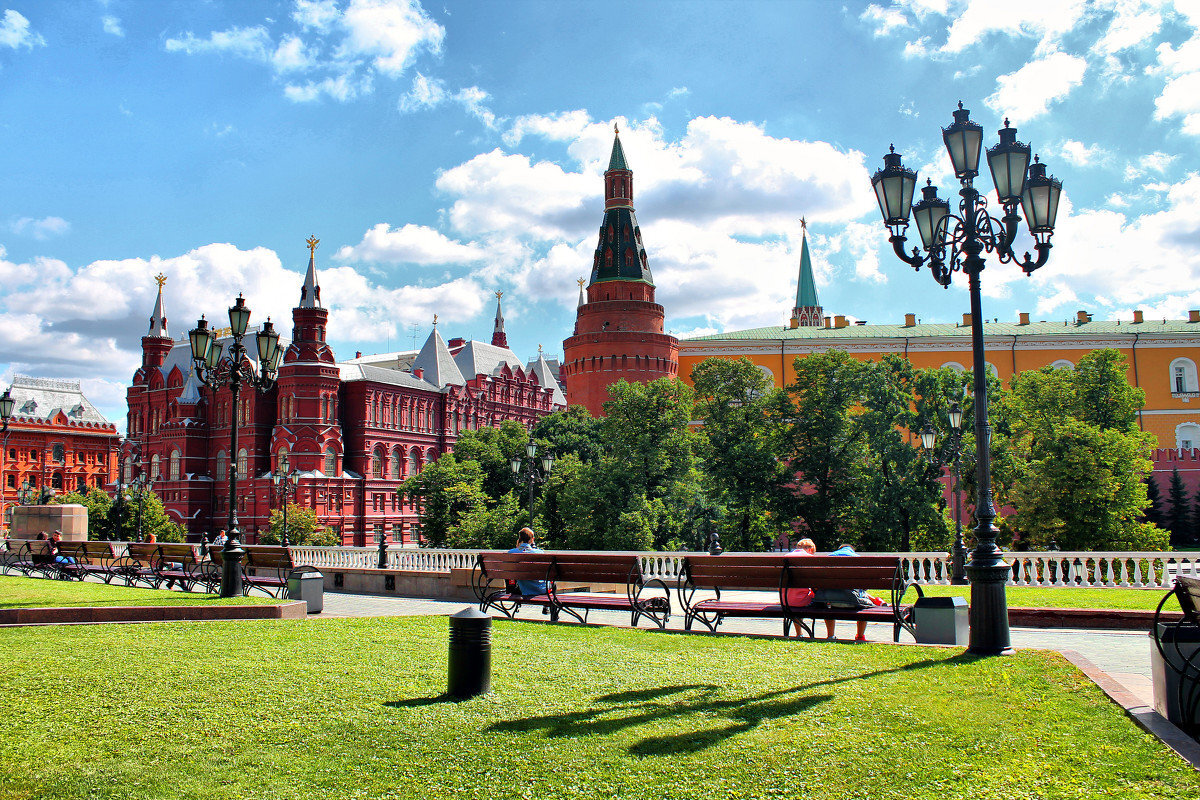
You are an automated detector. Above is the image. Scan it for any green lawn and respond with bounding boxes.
[0,617,1194,799]
[919,584,1175,611]
[0,575,283,608]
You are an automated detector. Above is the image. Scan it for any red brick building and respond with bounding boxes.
[561,128,680,415]
[1,375,120,530]
[124,257,565,545]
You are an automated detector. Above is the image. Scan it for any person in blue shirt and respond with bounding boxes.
[813,543,873,642]
[507,528,548,596]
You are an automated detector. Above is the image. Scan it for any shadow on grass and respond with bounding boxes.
[385,695,455,709]
[489,652,978,756]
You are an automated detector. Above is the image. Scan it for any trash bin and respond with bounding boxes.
[1152,623,1200,729]
[287,570,324,614]
[914,596,969,645]
[448,606,492,699]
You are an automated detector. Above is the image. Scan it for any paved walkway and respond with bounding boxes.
[317,590,1157,707]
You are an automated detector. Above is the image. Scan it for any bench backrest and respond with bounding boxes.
[550,552,643,584]
[156,543,200,565]
[1176,576,1200,623]
[56,541,118,562]
[243,545,294,571]
[478,551,555,582]
[682,554,902,592]
[5,538,50,555]
[125,542,159,561]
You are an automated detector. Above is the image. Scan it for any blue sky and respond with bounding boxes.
[1,0,1198,429]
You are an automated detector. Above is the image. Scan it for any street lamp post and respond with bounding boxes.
[0,388,14,532]
[510,438,555,536]
[271,470,300,547]
[872,102,1062,655]
[920,401,967,585]
[188,295,283,598]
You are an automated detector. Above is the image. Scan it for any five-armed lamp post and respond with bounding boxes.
[872,102,1062,655]
[272,469,300,547]
[0,388,13,532]
[188,295,283,598]
[510,438,555,533]
[920,401,967,585]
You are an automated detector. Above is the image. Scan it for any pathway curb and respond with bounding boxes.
[0,601,307,626]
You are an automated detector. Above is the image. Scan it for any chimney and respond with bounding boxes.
[1018,312,1030,325]
[355,350,362,359]
[824,317,832,329]
[1076,310,1090,324]
[789,314,799,330]
[1190,310,1200,323]
[448,337,466,349]
[834,315,848,329]
[962,313,972,327]
[904,313,916,327]
[1133,310,1144,324]
[413,367,424,380]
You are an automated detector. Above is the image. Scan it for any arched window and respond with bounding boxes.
[372,448,383,478]
[391,447,402,479]
[169,450,181,481]
[277,447,289,475]
[1177,423,1200,451]
[150,454,160,480]
[425,448,437,466]
[216,451,227,481]
[1050,359,1074,370]
[1171,358,1199,394]
[52,472,63,490]
[409,448,421,475]
[941,362,966,373]
[123,456,133,484]
[236,448,248,480]
[324,449,336,476]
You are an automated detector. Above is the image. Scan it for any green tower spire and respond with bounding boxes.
[791,219,823,327]
[608,124,628,171]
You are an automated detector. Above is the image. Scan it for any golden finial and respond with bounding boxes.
[306,235,319,255]
[432,314,438,327]
[154,273,167,289]
[577,277,585,288]
[495,290,503,300]
[538,343,543,354]
[614,122,619,135]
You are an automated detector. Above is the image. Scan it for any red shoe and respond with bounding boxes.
[854,634,868,642]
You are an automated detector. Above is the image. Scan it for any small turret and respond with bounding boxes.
[299,235,322,309]
[147,272,168,337]
[141,273,172,369]
[791,219,823,328]
[491,291,508,348]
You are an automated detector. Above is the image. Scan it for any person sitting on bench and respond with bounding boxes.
[813,543,873,642]
[507,528,548,597]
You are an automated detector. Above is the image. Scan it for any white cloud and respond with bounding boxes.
[293,0,341,31]
[0,9,44,49]
[1057,139,1106,166]
[10,216,70,240]
[861,4,911,37]
[165,26,272,59]
[1124,150,1178,180]
[101,15,124,37]
[1093,2,1161,54]
[942,0,1087,54]
[666,86,691,99]
[398,72,446,111]
[335,223,486,265]
[272,35,315,72]
[284,73,369,103]
[985,51,1087,120]
[503,110,590,147]
[336,0,444,76]
[1153,25,1200,134]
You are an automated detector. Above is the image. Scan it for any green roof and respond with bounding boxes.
[683,318,1200,342]
[795,231,819,310]
[608,133,628,171]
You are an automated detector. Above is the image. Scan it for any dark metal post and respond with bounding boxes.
[222,373,246,598]
[447,606,492,699]
[951,443,966,585]
[281,495,289,548]
[377,526,388,569]
[135,477,145,542]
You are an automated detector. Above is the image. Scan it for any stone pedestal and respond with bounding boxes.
[9,505,88,540]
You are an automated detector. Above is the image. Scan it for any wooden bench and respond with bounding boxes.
[472,551,671,629]
[53,541,124,584]
[208,545,316,598]
[677,554,921,642]
[153,543,209,593]
[118,542,165,588]
[0,539,58,578]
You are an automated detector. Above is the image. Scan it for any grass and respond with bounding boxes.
[919,584,1174,611]
[0,617,1195,799]
[0,575,283,608]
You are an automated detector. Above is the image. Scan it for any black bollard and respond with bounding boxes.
[447,607,492,699]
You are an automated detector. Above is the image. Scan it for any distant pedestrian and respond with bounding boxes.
[507,528,548,596]
[211,530,228,548]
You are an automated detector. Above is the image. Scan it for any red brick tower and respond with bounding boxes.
[562,126,679,416]
[269,237,345,477]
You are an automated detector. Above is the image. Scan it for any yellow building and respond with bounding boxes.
[678,229,1200,451]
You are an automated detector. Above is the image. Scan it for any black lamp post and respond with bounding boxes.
[0,388,13,532]
[872,102,1062,656]
[271,469,300,547]
[133,471,153,542]
[17,479,33,506]
[920,400,967,585]
[188,295,283,598]
[510,438,555,534]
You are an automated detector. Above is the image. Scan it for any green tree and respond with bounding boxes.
[1001,350,1163,551]
[401,454,490,548]
[781,350,867,550]
[261,503,339,546]
[691,357,790,551]
[1166,467,1191,547]
[533,405,605,464]
[600,378,698,503]
[450,420,530,501]
[1145,476,1165,527]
